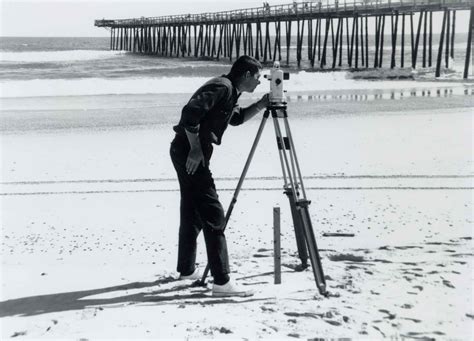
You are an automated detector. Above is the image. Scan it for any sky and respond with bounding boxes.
[0,0,291,37]
[0,0,471,37]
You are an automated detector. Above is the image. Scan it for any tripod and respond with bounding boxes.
[198,103,327,296]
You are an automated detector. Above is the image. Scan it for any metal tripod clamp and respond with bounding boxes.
[266,102,288,117]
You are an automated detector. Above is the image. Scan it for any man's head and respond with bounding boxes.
[228,55,262,93]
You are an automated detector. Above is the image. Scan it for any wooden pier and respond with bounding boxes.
[95,0,473,78]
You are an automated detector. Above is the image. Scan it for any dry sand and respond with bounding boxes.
[1,91,473,339]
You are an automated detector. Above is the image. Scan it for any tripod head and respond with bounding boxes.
[264,61,290,106]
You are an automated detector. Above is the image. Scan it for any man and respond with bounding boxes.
[170,55,269,297]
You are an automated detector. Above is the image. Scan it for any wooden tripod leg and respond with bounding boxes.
[298,201,327,296]
[272,106,327,296]
[285,188,309,269]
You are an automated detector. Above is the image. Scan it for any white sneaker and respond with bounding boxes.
[212,280,254,297]
[179,268,202,280]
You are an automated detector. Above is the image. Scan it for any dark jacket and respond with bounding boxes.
[173,75,243,145]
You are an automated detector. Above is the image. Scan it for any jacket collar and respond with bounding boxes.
[224,74,241,100]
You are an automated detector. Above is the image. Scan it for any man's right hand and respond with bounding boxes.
[186,147,205,175]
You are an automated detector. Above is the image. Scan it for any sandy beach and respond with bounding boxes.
[1,86,473,339]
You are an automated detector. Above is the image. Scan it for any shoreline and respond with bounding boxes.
[0,87,472,134]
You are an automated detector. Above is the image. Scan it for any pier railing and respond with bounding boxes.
[95,0,471,27]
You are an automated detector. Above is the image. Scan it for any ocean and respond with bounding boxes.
[0,35,471,99]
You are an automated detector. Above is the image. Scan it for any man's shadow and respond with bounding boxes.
[0,276,191,317]
[0,276,267,318]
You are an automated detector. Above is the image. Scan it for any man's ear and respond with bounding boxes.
[244,70,251,79]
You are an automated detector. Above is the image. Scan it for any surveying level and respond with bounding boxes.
[197,94,327,296]
[264,61,290,104]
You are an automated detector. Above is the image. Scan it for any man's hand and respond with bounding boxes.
[184,128,205,175]
[186,147,205,175]
[240,93,271,124]
[258,93,270,110]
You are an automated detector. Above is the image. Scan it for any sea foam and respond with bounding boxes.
[0,50,127,63]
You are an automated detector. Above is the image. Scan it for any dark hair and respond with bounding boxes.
[228,55,262,80]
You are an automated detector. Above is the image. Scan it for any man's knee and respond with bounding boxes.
[205,208,225,231]
[195,193,225,231]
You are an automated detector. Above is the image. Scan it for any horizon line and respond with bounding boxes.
[0,36,110,38]
[1,31,470,38]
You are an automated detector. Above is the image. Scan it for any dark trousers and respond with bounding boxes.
[170,134,230,284]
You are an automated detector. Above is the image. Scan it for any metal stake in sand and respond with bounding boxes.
[274,207,281,285]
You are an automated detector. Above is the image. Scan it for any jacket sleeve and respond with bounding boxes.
[229,104,244,126]
[180,83,230,133]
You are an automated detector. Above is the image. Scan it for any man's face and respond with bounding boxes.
[242,70,261,93]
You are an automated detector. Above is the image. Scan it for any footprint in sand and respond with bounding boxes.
[287,333,300,338]
[378,309,396,320]
[260,306,276,313]
[441,277,455,288]
[253,253,271,258]
[404,331,446,337]
[425,241,460,246]
[10,331,27,338]
[324,319,341,326]
[450,253,474,258]
[394,246,423,250]
[328,253,365,262]
[401,317,422,323]
[284,312,320,319]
